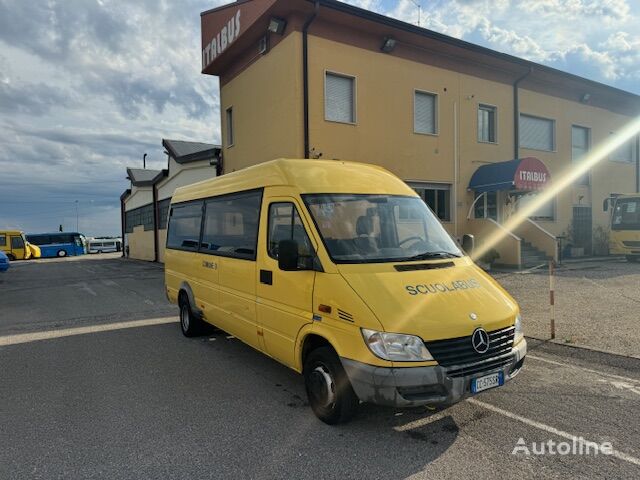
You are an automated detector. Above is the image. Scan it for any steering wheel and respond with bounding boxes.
[399,236,424,247]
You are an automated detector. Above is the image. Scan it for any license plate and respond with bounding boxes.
[471,372,504,394]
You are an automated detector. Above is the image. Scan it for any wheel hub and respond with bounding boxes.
[309,366,336,407]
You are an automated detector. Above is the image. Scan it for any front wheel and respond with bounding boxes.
[57,250,67,257]
[304,346,359,425]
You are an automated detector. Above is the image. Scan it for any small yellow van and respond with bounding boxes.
[165,159,526,424]
[0,230,40,260]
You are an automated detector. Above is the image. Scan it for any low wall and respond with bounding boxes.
[466,218,522,267]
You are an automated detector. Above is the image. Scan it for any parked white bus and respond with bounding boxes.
[87,238,122,254]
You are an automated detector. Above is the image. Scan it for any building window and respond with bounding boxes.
[478,104,497,143]
[125,203,154,233]
[200,190,263,260]
[325,72,355,124]
[166,201,203,251]
[158,198,171,230]
[407,182,450,221]
[516,193,554,221]
[520,114,555,151]
[226,107,234,147]
[414,91,437,135]
[610,136,636,163]
[572,125,590,185]
[474,192,498,221]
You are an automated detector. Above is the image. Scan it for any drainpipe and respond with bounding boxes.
[120,197,126,258]
[152,182,159,263]
[513,67,533,160]
[303,1,320,159]
[636,135,639,193]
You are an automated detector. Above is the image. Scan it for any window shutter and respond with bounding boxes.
[414,92,436,134]
[520,115,554,151]
[325,74,354,123]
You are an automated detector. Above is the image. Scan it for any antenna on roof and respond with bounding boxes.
[408,0,422,27]
[143,153,147,169]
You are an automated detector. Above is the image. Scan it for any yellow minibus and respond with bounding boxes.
[0,230,41,260]
[165,159,526,424]
[605,194,640,262]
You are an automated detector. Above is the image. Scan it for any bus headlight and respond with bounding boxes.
[514,314,524,344]
[361,328,434,362]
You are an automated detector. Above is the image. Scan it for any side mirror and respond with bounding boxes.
[462,234,475,255]
[278,239,299,271]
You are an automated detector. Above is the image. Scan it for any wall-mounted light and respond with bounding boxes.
[380,37,397,53]
[268,17,287,35]
[581,93,591,103]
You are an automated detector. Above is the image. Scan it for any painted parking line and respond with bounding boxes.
[0,317,179,347]
[468,398,640,466]
[528,354,640,384]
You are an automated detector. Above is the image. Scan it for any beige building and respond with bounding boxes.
[200,0,640,267]
[121,139,221,262]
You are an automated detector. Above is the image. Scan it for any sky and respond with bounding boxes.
[0,0,638,236]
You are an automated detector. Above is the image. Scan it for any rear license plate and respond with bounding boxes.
[471,371,504,394]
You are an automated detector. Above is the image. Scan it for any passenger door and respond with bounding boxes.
[10,235,26,260]
[257,199,316,368]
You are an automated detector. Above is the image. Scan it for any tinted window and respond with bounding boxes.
[267,203,313,260]
[11,236,24,249]
[200,190,262,260]
[0,234,6,247]
[167,202,203,250]
[28,235,51,246]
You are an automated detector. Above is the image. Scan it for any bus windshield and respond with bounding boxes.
[303,194,461,263]
[612,197,640,231]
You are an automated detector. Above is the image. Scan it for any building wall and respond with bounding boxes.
[125,186,153,211]
[127,225,155,262]
[157,159,217,201]
[221,32,304,172]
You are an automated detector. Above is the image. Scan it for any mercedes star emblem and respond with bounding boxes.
[471,328,490,354]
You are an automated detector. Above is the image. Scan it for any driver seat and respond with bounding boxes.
[354,215,378,254]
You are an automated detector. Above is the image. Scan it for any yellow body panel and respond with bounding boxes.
[165,159,520,374]
[609,195,640,257]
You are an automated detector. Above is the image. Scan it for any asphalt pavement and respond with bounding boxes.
[1,256,639,479]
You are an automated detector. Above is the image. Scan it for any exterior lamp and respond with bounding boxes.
[268,17,287,35]
[380,37,397,53]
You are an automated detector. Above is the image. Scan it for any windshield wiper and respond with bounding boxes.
[403,251,462,261]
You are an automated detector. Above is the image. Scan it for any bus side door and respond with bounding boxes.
[10,235,27,260]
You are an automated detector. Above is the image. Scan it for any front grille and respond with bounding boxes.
[424,326,515,371]
[623,241,640,247]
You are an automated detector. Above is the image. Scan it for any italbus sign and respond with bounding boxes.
[514,157,551,191]
[202,10,241,69]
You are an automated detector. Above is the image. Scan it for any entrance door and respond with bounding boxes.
[572,206,592,255]
[10,235,27,260]
[474,191,498,221]
[257,199,316,368]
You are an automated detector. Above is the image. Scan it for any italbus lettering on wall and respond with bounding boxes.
[202,10,241,69]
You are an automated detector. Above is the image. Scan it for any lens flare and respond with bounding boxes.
[471,116,640,263]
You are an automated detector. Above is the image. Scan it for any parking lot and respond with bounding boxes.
[1,256,639,479]
[494,259,640,358]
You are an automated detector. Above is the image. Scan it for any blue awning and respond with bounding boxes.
[468,158,551,193]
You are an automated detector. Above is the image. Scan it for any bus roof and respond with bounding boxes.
[27,232,82,236]
[171,159,416,204]
[0,230,24,235]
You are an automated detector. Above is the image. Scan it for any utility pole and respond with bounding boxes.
[409,0,422,27]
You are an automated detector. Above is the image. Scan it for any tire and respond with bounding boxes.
[178,293,204,337]
[304,346,359,425]
[6,254,15,261]
[57,250,67,257]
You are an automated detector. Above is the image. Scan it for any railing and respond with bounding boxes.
[512,218,559,262]
[466,218,522,267]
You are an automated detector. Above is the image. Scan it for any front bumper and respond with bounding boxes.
[341,338,526,407]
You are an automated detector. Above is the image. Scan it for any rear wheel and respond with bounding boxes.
[178,293,204,337]
[304,346,359,425]
[6,254,15,261]
[57,250,67,257]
